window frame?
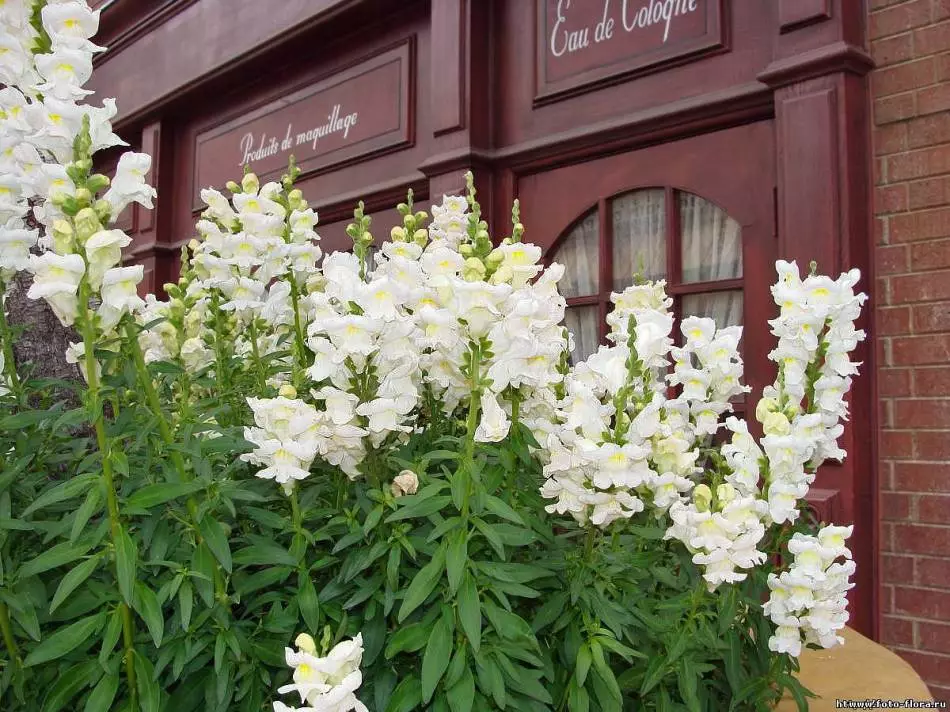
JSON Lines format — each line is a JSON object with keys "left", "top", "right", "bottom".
{"left": 549, "top": 186, "right": 745, "bottom": 350}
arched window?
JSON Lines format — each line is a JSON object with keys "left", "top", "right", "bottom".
{"left": 552, "top": 187, "right": 743, "bottom": 363}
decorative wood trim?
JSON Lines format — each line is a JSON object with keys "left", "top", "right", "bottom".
{"left": 757, "top": 41, "right": 874, "bottom": 88}
{"left": 138, "top": 122, "right": 162, "bottom": 233}
{"left": 431, "top": 0, "right": 466, "bottom": 135}
{"left": 93, "top": 0, "right": 201, "bottom": 66}
{"left": 779, "top": 0, "right": 831, "bottom": 33}
{"left": 191, "top": 39, "right": 415, "bottom": 211}
{"left": 776, "top": 86, "right": 840, "bottom": 273}
{"left": 534, "top": 0, "right": 728, "bottom": 106}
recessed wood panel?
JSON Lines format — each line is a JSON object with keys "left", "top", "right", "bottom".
{"left": 777, "top": 87, "right": 839, "bottom": 274}
{"left": 192, "top": 41, "right": 414, "bottom": 210}
{"left": 779, "top": 0, "right": 831, "bottom": 33}
{"left": 535, "top": 0, "right": 727, "bottom": 103}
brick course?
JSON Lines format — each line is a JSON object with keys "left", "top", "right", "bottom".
{"left": 872, "top": 0, "right": 950, "bottom": 695}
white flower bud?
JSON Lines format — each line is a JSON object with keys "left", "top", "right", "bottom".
{"left": 294, "top": 633, "right": 316, "bottom": 654}
{"left": 391, "top": 470, "right": 419, "bottom": 497}
{"left": 279, "top": 384, "right": 297, "bottom": 399}
{"left": 693, "top": 484, "right": 712, "bottom": 512}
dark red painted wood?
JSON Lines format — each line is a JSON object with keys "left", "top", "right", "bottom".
{"left": 779, "top": 0, "right": 831, "bottom": 33}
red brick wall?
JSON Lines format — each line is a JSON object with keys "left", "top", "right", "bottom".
{"left": 871, "top": 0, "right": 950, "bottom": 698}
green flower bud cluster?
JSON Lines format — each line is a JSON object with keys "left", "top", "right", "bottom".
{"left": 394, "top": 189, "right": 429, "bottom": 247}
{"left": 346, "top": 201, "right": 374, "bottom": 280}
{"left": 52, "top": 116, "right": 114, "bottom": 226}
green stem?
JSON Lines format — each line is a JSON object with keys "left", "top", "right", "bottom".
{"left": 290, "top": 487, "right": 302, "bottom": 534}
{"left": 288, "top": 278, "right": 309, "bottom": 385}
{"left": 124, "top": 323, "right": 230, "bottom": 612}
{"left": 77, "top": 285, "right": 137, "bottom": 710}
{"left": 0, "top": 284, "right": 23, "bottom": 403}
{"left": 247, "top": 319, "right": 267, "bottom": 392}
{"left": 0, "top": 600, "right": 21, "bottom": 670}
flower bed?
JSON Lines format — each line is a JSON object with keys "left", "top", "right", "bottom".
{"left": 0, "top": 2, "right": 868, "bottom": 711}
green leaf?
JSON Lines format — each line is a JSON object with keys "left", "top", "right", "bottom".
{"left": 135, "top": 653, "right": 161, "bottom": 712}
{"left": 82, "top": 673, "right": 119, "bottom": 712}
{"left": 398, "top": 546, "right": 445, "bottom": 622}
{"left": 178, "top": 578, "right": 194, "bottom": 630}
{"left": 363, "top": 506, "right": 384, "bottom": 536}
{"left": 386, "top": 676, "right": 422, "bottom": 712}
{"left": 298, "top": 575, "right": 320, "bottom": 633}
{"left": 99, "top": 608, "right": 122, "bottom": 666}
{"left": 133, "top": 582, "right": 164, "bottom": 647}
{"left": 483, "top": 496, "right": 524, "bottom": 525}
{"left": 458, "top": 574, "right": 481, "bottom": 653}
{"left": 41, "top": 661, "right": 101, "bottom": 712}
{"left": 475, "top": 653, "right": 504, "bottom": 708}
{"left": 22, "top": 473, "right": 98, "bottom": 518}
{"left": 125, "top": 481, "right": 204, "bottom": 511}
{"left": 575, "top": 644, "right": 592, "bottom": 686}
{"left": 233, "top": 538, "right": 297, "bottom": 567}
{"left": 191, "top": 542, "right": 215, "bottom": 607}
{"left": 472, "top": 518, "right": 505, "bottom": 559}
{"left": 199, "top": 516, "right": 232, "bottom": 573}
{"left": 50, "top": 555, "right": 101, "bottom": 614}
{"left": 19, "top": 541, "right": 90, "bottom": 579}
{"left": 422, "top": 614, "right": 454, "bottom": 702}
{"left": 446, "top": 529, "right": 467, "bottom": 595}
{"left": 114, "top": 525, "right": 137, "bottom": 604}
{"left": 677, "top": 660, "right": 701, "bottom": 712}
{"left": 446, "top": 667, "right": 475, "bottom": 712}
{"left": 639, "top": 653, "right": 668, "bottom": 696}
{"left": 70, "top": 488, "right": 101, "bottom": 542}
{"left": 568, "top": 680, "right": 589, "bottom": 712}
{"left": 385, "top": 495, "right": 453, "bottom": 523}
{"left": 24, "top": 611, "right": 104, "bottom": 667}
{"left": 385, "top": 623, "right": 430, "bottom": 658}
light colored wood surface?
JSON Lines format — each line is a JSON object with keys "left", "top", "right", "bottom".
{"left": 776, "top": 627, "right": 934, "bottom": 710}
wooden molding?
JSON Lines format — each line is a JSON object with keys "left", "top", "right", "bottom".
{"left": 757, "top": 40, "right": 874, "bottom": 88}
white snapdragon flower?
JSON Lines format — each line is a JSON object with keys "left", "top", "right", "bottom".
{"left": 102, "top": 152, "right": 155, "bottom": 216}
{"left": 98, "top": 265, "right": 144, "bottom": 331}
{"left": 475, "top": 392, "right": 510, "bottom": 443}
{"left": 274, "top": 634, "right": 368, "bottom": 712}
{"left": 26, "top": 251, "right": 85, "bottom": 326}
{"left": 242, "top": 397, "right": 322, "bottom": 493}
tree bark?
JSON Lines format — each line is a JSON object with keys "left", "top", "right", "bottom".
{"left": 6, "top": 270, "right": 80, "bottom": 384}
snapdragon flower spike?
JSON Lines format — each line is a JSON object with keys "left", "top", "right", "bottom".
{"left": 0, "top": 0, "right": 153, "bottom": 347}
{"left": 756, "top": 261, "right": 867, "bottom": 524}
{"left": 764, "top": 525, "right": 856, "bottom": 657}
{"left": 272, "top": 632, "right": 369, "bottom": 712}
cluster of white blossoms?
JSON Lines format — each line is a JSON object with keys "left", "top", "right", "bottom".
{"left": 765, "top": 525, "right": 856, "bottom": 657}
{"left": 540, "top": 282, "right": 747, "bottom": 529}
{"left": 161, "top": 170, "right": 323, "bottom": 374}
{"left": 237, "top": 181, "right": 569, "bottom": 492}
{"left": 0, "top": 0, "right": 156, "bottom": 354}
{"left": 755, "top": 261, "right": 867, "bottom": 525}
{"left": 273, "top": 633, "right": 368, "bottom": 712}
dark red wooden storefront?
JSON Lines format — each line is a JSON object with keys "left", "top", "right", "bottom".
{"left": 89, "top": 0, "right": 879, "bottom": 637}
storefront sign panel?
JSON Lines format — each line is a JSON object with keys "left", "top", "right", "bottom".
{"left": 537, "top": 0, "right": 726, "bottom": 103}
{"left": 193, "top": 43, "right": 413, "bottom": 210}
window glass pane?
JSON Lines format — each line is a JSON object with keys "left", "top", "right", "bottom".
{"left": 679, "top": 192, "right": 742, "bottom": 283}
{"left": 681, "top": 291, "right": 743, "bottom": 329}
{"left": 612, "top": 188, "right": 666, "bottom": 290}
{"left": 552, "top": 211, "right": 599, "bottom": 298}
{"left": 564, "top": 305, "right": 599, "bottom": 365}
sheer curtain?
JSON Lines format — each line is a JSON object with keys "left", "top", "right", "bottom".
{"left": 552, "top": 211, "right": 600, "bottom": 362}
{"left": 679, "top": 193, "right": 743, "bottom": 327}
{"left": 611, "top": 189, "right": 666, "bottom": 289}
{"left": 553, "top": 211, "right": 599, "bottom": 298}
